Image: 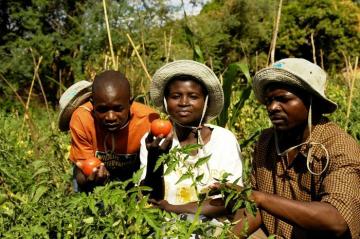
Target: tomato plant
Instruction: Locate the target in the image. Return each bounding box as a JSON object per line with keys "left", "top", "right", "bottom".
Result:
{"left": 76, "top": 158, "right": 102, "bottom": 176}
{"left": 151, "top": 119, "right": 172, "bottom": 137}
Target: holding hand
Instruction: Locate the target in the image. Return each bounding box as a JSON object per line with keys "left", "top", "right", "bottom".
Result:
{"left": 145, "top": 131, "right": 173, "bottom": 159}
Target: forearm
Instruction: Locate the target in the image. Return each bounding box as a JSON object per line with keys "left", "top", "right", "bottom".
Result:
{"left": 254, "top": 191, "right": 348, "bottom": 235}
{"left": 142, "top": 153, "right": 164, "bottom": 200}
{"left": 166, "top": 199, "right": 227, "bottom": 218}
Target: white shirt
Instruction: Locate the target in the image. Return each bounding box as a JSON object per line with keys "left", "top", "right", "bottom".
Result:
{"left": 140, "top": 124, "right": 243, "bottom": 205}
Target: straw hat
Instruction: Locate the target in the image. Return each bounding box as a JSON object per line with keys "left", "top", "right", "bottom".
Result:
{"left": 151, "top": 60, "right": 224, "bottom": 120}
{"left": 253, "top": 58, "right": 337, "bottom": 113}
{"left": 58, "top": 80, "right": 92, "bottom": 131}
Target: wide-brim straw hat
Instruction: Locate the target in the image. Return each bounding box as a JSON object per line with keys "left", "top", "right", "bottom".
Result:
{"left": 58, "top": 80, "right": 92, "bottom": 131}
{"left": 253, "top": 58, "right": 337, "bottom": 114}
{"left": 151, "top": 60, "right": 224, "bottom": 120}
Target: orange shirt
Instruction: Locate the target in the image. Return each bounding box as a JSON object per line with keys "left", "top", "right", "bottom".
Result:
{"left": 69, "top": 101, "right": 159, "bottom": 180}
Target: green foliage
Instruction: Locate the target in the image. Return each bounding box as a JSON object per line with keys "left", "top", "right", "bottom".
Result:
{"left": 278, "top": 0, "right": 360, "bottom": 68}
{"left": 0, "top": 110, "right": 235, "bottom": 238}
{"left": 155, "top": 144, "right": 211, "bottom": 196}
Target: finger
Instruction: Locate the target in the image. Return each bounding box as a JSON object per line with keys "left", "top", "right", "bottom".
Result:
{"left": 159, "top": 134, "right": 173, "bottom": 151}
{"left": 145, "top": 131, "right": 155, "bottom": 144}
{"left": 209, "top": 182, "right": 221, "bottom": 189}
{"left": 148, "top": 198, "right": 160, "bottom": 205}
{"left": 97, "top": 165, "right": 107, "bottom": 178}
{"left": 87, "top": 167, "right": 98, "bottom": 181}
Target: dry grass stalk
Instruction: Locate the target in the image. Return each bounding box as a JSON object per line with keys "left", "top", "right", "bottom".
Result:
{"left": 102, "top": 0, "right": 117, "bottom": 70}
{"left": 164, "top": 31, "right": 167, "bottom": 61}
{"left": 30, "top": 48, "right": 51, "bottom": 123}
{"left": 320, "top": 49, "right": 324, "bottom": 69}
{"left": 126, "top": 33, "right": 152, "bottom": 82}
{"left": 21, "top": 56, "right": 42, "bottom": 134}
{"left": 268, "top": 0, "right": 283, "bottom": 65}
{"left": 311, "top": 32, "right": 317, "bottom": 64}
{"left": 344, "top": 56, "right": 358, "bottom": 132}
{"left": 0, "top": 74, "right": 38, "bottom": 143}
{"left": 166, "top": 29, "right": 173, "bottom": 63}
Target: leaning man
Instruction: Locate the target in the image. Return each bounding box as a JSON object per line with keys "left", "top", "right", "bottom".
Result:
{"left": 232, "top": 58, "right": 360, "bottom": 238}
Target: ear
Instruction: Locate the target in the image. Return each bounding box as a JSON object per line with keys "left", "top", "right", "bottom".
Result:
{"left": 129, "top": 97, "right": 134, "bottom": 105}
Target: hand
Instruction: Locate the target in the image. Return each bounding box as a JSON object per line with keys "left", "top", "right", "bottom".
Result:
{"left": 87, "top": 164, "right": 110, "bottom": 185}
{"left": 148, "top": 199, "right": 173, "bottom": 212}
{"left": 207, "top": 182, "right": 243, "bottom": 193}
{"left": 145, "top": 131, "right": 173, "bottom": 157}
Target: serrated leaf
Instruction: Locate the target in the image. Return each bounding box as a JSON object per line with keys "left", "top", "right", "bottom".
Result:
{"left": 175, "top": 173, "right": 192, "bottom": 185}
{"left": 195, "top": 174, "right": 204, "bottom": 182}
{"left": 164, "top": 162, "right": 177, "bottom": 175}
{"left": 194, "top": 155, "right": 211, "bottom": 168}
{"left": 31, "top": 185, "right": 48, "bottom": 203}
{"left": 180, "top": 144, "right": 202, "bottom": 154}
{"left": 154, "top": 155, "right": 167, "bottom": 172}
{"left": 232, "top": 199, "right": 245, "bottom": 213}
{"left": 132, "top": 167, "right": 144, "bottom": 184}
{"left": 32, "top": 167, "right": 49, "bottom": 179}
{"left": 224, "top": 193, "right": 234, "bottom": 207}
{"left": 143, "top": 213, "right": 160, "bottom": 232}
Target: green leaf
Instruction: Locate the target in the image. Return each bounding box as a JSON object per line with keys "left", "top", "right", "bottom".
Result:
{"left": 143, "top": 213, "right": 160, "bottom": 232}
{"left": 132, "top": 167, "right": 144, "bottom": 184}
{"left": 31, "top": 185, "right": 48, "bottom": 203}
{"left": 180, "top": 144, "right": 202, "bottom": 154}
{"left": 224, "top": 192, "right": 234, "bottom": 207}
{"left": 194, "top": 155, "right": 211, "bottom": 168}
{"left": 154, "top": 155, "right": 167, "bottom": 172}
{"left": 32, "top": 167, "right": 49, "bottom": 179}
{"left": 176, "top": 172, "right": 192, "bottom": 185}
{"left": 83, "top": 217, "right": 94, "bottom": 224}
{"left": 232, "top": 199, "right": 245, "bottom": 213}
{"left": 195, "top": 174, "right": 204, "bottom": 183}
{"left": 164, "top": 162, "right": 177, "bottom": 175}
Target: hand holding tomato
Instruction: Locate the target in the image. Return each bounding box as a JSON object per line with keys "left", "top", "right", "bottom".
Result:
{"left": 76, "top": 158, "right": 102, "bottom": 176}
{"left": 150, "top": 119, "right": 172, "bottom": 137}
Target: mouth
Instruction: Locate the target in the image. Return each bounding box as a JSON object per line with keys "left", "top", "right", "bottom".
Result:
{"left": 177, "top": 111, "right": 192, "bottom": 117}
{"left": 104, "top": 123, "right": 120, "bottom": 131}
{"left": 269, "top": 115, "right": 286, "bottom": 125}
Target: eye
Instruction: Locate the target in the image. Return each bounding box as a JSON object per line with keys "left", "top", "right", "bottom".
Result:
{"left": 113, "top": 106, "right": 124, "bottom": 112}
{"left": 94, "top": 106, "right": 108, "bottom": 114}
{"left": 169, "top": 94, "right": 181, "bottom": 100}
{"left": 189, "top": 94, "right": 200, "bottom": 100}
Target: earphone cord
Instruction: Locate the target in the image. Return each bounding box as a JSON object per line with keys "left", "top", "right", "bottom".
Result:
{"left": 274, "top": 97, "right": 329, "bottom": 176}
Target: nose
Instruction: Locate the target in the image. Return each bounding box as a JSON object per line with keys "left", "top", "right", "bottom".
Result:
{"left": 267, "top": 100, "right": 281, "bottom": 113}
{"left": 179, "top": 96, "right": 189, "bottom": 106}
{"left": 105, "top": 110, "right": 117, "bottom": 122}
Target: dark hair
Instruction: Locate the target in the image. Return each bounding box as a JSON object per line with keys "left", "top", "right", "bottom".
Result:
{"left": 164, "top": 74, "right": 208, "bottom": 97}
{"left": 92, "top": 70, "right": 129, "bottom": 94}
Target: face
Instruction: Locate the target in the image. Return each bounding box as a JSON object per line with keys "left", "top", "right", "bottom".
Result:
{"left": 264, "top": 85, "right": 309, "bottom": 131}
{"left": 165, "top": 79, "right": 206, "bottom": 126}
{"left": 92, "top": 85, "right": 130, "bottom": 132}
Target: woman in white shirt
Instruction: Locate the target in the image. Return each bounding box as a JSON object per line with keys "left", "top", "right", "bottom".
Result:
{"left": 140, "top": 60, "right": 243, "bottom": 218}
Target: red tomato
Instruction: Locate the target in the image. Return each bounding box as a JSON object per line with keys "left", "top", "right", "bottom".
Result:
{"left": 151, "top": 119, "right": 172, "bottom": 137}
{"left": 76, "top": 158, "right": 102, "bottom": 176}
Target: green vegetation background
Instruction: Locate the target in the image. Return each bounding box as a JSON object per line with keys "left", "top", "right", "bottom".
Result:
{"left": 0, "top": 0, "right": 359, "bottom": 237}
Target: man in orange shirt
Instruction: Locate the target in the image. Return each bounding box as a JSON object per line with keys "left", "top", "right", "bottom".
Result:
{"left": 68, "top": 70, "right": 158, "bottom": 192}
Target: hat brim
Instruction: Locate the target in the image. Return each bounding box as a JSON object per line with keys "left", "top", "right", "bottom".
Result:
{"left": 58, "top": 91, "right": 92, "bottom": 131}
{"left": 151, "top": 60, "right": 224, "bottom": 120}
{"left": 253, "top": 68, "right": 337, "bottom": 114}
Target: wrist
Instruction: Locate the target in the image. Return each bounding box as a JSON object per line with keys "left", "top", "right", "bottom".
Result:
{"left": 251, "top": 190, "right": 263, "bottom": 208}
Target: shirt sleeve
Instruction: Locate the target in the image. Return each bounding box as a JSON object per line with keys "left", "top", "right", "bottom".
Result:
{"left": 69, "top": 112, "right": 98, "bottom": 164}
{"left": 319, "top": 143, "right": 360, "bottom": 238}
{"left": 212, "top": 127, "right": 243, "bottom": 186}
